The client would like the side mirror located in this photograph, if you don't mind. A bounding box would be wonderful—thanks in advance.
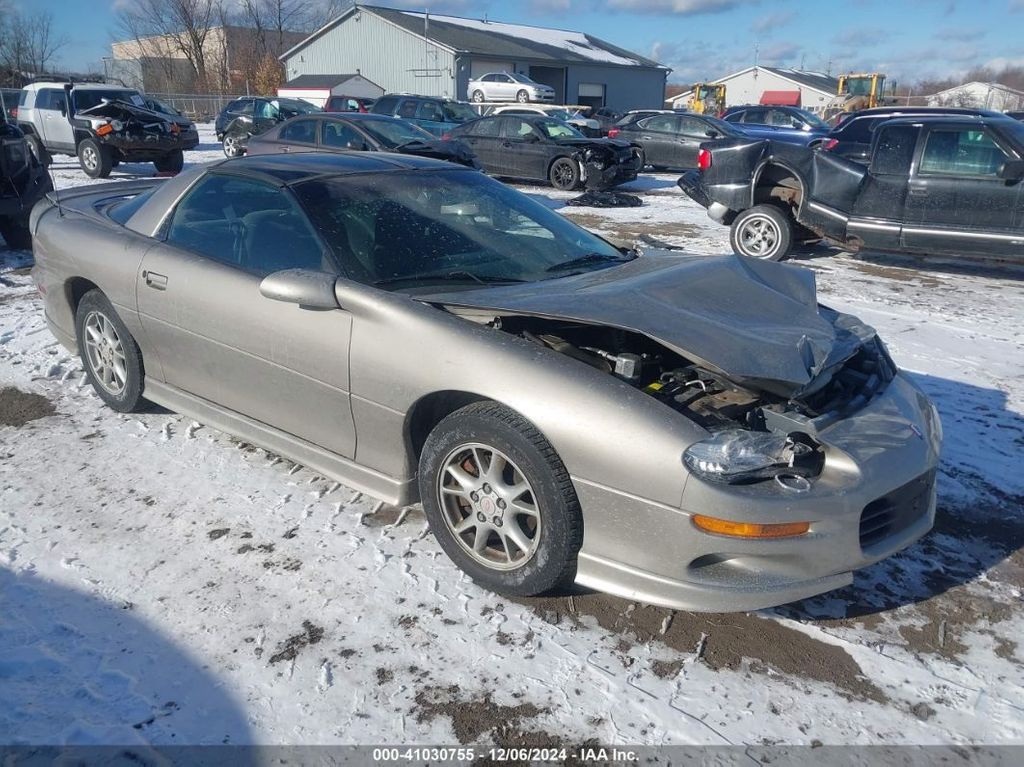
[259,269,339,309]
[705,129,720,138]
[998,160,1024,181]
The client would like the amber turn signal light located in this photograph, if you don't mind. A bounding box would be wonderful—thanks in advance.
[692,514,810,539]
[96,123,114,136]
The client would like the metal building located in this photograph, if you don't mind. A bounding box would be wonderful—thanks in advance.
[279,3,669,111]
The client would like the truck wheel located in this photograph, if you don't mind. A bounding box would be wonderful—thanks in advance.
[25,134,51,168]
[549,157,580,191]
[471,90,485,103]
[729,204,793,261]
[154,150,184,173]
[78,138,112,179]
[419,401,583,597]
[0,216,32,250]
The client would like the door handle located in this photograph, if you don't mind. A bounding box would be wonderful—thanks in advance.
[909,188,928,197]
[142,270,168,290]
[280,146,290,152]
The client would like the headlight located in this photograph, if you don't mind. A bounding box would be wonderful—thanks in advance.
[683,429,818,484]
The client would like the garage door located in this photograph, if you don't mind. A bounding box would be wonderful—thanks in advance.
[471,60,514,79]
[577,82,605,109]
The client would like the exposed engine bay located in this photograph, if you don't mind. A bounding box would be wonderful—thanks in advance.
[73,100,195,156]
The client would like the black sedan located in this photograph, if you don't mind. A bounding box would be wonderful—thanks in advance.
[446,114,642,191]
[609,112,743,171]
[245,113,478,167]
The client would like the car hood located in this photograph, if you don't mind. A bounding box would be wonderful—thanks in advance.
[425,252,877,398]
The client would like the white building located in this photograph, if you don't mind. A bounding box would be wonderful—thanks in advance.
[277,73,384,107]
[927,81,1024,112]
[666,66,839,114]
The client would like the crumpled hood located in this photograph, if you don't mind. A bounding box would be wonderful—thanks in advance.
[394,138,478,168]
[426,253,877,398]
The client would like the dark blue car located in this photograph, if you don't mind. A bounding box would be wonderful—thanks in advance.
[722,105,831,147]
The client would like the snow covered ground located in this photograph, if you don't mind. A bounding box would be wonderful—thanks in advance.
[1,124,1022,748]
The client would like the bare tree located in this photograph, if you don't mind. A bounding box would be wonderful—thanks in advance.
[0,6,69,81]
[115,0,218,92]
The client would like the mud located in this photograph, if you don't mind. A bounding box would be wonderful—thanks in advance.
[413,684,547,743]
[0,387,55,427]
[520,592,888,702]
[268,620,324,664]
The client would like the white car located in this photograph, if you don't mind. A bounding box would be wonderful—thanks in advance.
[486,104,600,135]
[468,72,555,103]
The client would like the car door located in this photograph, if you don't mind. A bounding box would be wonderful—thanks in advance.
[673,115,715,169]
[498,117,550,179]
[847,123,917,251]
[136,172,357,458]
[36,88,74,151]
[491,74,512,101]
[455,117,503,171]
[903,125,1023,257]
[274,118,320,153]
[632,114,676,166]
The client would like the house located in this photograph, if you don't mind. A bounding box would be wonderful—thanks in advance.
[666,66,840,114]
[277,73,384,107]
[928,81,1024,112]
[280,3,669,111]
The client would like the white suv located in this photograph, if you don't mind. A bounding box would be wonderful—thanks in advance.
[468,72,555,103]
[17,81,197,178]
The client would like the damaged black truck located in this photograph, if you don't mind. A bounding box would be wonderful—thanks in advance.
[679,114,1024,262]
[17,81,199,179]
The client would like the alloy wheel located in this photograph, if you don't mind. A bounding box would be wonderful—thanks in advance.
[83,310,128,395]
[82,146,98,171]
[738,215,781,258]
[437,443,541,571]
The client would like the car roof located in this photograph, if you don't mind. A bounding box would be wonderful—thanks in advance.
[25,82,134,91]
[877,114,1019,127]
[852,106,1002,117]
[213,151,460,182]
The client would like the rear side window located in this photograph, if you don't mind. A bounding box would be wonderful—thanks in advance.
[870,125,918,175]
[677,116,710,137]
[279,119,318,144]
[919,129,1008,177]
[836,117,878,143]
[467,118,501,137]
[397,100,419,119]
[416,101,443,122]
[372,96,399,115]
[166,174,329,276]
[639,115,675,132]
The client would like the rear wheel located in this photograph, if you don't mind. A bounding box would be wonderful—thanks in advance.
[729,204,793,261]
[75,290,147,412]
[549,157,580,191]
[471,89,485,103]
[419,402,583,596]
[154,149,184,173]
[78,138,112,178]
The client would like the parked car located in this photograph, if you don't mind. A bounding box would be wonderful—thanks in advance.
[324,95,375,113]
[722,105,831,146]
[606,110,674,136]
[679,114,1024,262]
[215,96,321,157]
[590,106,623,134]
[245,113,478,167]
[1005,111,1024,121]
[1,87,21,122]
[610,111,742,170]
[447,114,642,190]
[821,106,1003,163]
[371,94,479,137]
[468,72,555,103]
[30,152,941,612]
[485,104,601,136]
[17,81,199,177]
[0,121,53,248]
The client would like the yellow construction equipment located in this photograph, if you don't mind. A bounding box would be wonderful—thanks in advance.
[827,73,888,116]
[688,83,726,115]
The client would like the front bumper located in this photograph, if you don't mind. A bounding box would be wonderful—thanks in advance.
[531,91,556,102]
[572,373,941,612]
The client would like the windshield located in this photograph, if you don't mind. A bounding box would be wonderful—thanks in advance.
[509,73,537,84]
[294,170,627,291]
[844,78,874,96]
[74,89,144,111]
[537,119,583,139]
[794,108,829,129]
[442,101,478,122]
[359,118,434,148]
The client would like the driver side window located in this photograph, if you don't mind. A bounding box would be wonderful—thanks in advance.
[165,174,331,276]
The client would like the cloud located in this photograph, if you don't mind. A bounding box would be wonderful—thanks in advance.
[608,0,748,16]
[751,11,796,35]
[935,26,986,42]
[832,27,877,47]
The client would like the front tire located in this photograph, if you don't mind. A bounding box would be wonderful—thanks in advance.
[222,134,244,157]
[548,157,581,191]
[154,149,184,173]
[516,89,530,103]
[75,290,147,412]
[729,204,793,261]
[419,402,583,597]
[78,138,112,178]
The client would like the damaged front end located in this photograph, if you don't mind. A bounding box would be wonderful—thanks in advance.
[74,100,197,158]
[573,141,643,190]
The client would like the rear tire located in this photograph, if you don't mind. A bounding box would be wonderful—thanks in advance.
[471,90,485,103]
[419,402,583,597]
[75,290,148,413]
[24,134,51,168]
[729,204,793,261]
[154,149,184,173]
[78,138,112,179]
[548,157,580,191]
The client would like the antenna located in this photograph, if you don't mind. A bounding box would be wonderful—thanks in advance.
[43,158,63,218]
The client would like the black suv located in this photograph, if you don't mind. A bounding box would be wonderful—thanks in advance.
[823,106,1003,162]
[215,96,321,157]
[1,121,52,249]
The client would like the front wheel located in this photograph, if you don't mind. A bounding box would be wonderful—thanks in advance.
[154,149,184,173]
[419,402,583,597]
[548,157,580,191]
[78,138,112,178]
[471,89,485,103]
[729,204,793,261]
[75,290,148,412]
[516,89,530,103]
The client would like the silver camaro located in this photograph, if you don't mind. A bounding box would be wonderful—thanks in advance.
[29,153,942,611]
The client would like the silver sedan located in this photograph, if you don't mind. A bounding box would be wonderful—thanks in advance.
[29,153,941,611]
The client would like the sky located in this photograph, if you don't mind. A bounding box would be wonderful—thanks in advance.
[15,0,1024,86]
